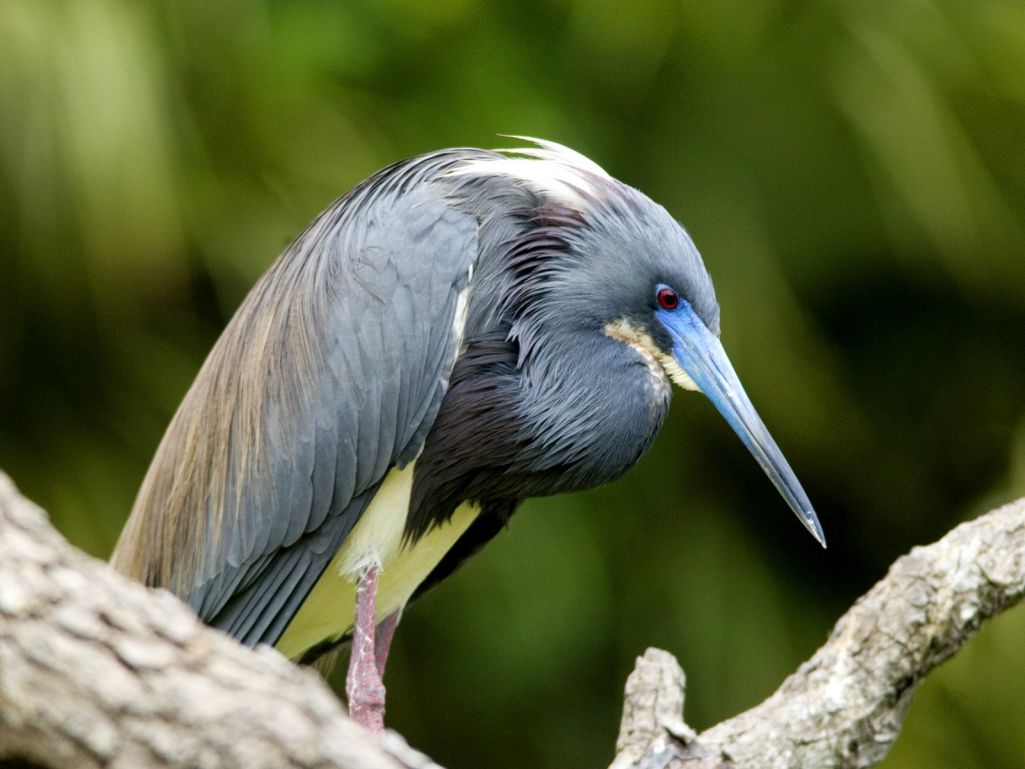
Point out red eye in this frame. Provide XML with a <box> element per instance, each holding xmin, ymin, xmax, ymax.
<box><xmin>657</xmin><ymin>287</ymin><xmax>679</xmax><ymax>310</ymax></box>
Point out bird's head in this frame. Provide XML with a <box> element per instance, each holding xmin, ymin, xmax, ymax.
<box><xmin>577</xmin><ymin>194</ymin><xmax>824</xmax><ymax>546</ymax></box>
<box><xmin>456</xmin><ymin>139</ymin><xmax>825</xmax><ymax>546</ymax></box>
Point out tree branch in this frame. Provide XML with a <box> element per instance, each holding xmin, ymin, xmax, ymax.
<box><xmin>1</xmin><ymin>469</ymin><xmax>1022</xmax><ymax>769</ymax></box>
<box><xmin>0</xmin><ymin>472</ymin><xmax>437</xmax><ymax>769</ymax></box>
<box><xmin>610</xmin><ymin>497</ymin><xmax>1025</xmax><ymax>769</ymax></box>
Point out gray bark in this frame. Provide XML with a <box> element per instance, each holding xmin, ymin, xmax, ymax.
<box><xmin>611</xmin><ymin>498</ymin><xmax>1025</xmax><ymax>769</ymax></box>
<box><xmin>0</xmin><ymin>469</ymin><xmax>1022</xmax><ymax>769</ymax></box>
<box><xmin>0</xmin><ymin>472</ymin><xmax>437</xmax><ymax>769</ymax></box>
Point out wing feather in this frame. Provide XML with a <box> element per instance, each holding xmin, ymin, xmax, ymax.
<box><xmin>111</xmin><ymin>150</ymin><xmax>483</xmax><ymax>649</ymax></box>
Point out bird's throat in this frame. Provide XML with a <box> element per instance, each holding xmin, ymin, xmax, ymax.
<box><xmin>604</xmin><ymin>317</ymin><xmax>699</xmax><ymax>392</ymax></box>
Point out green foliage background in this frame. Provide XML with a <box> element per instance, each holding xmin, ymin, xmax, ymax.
<box><xmin>2</xmin><ymin>1</ymin><xmax>1024</xmax><ymax>766</ymax></box>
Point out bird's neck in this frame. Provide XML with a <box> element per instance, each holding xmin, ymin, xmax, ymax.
<box><xmin>406</xmin><ymin>328</ymin><xmax>671</xmax><ymax>542</ymax></box>
<box><xmin>517</xmin><ymin>330</ymin><xmax>672</xmax><ymax>492</ymax></box>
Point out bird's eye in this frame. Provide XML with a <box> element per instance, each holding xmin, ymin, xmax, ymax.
<box><xmin>656</xmin><ymin>286</ymin><xmax>680</xmax><ymax>311</ymax></box>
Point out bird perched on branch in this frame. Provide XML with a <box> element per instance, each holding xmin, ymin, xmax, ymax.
<box><xmin>111</xmin><ymin>139</ymin><xmax>824</xmax><ymax>732</ymax></box>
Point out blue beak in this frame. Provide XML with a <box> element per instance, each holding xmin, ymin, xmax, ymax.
<box><xmin>657</xmin><ymin>301</ymin><xmax>826</xmax><ymax>547</ymax></box>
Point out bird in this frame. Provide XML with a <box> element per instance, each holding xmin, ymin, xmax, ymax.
<box><xmin>110</xmin><ymin>138</ymin><xmax>824</xmax><ymax>733</ymax></box>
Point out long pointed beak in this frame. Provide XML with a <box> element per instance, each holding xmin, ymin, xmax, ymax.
<box><xmin>657</xmin><ymin>304</ymin><xmax>826</xmax><ymax>547</ymax></box>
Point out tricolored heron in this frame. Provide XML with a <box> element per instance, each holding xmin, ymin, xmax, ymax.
<box><xmin>111</xmin><ymin>139</ymin><xmax>824</xmax><ymax>732</ymax></box>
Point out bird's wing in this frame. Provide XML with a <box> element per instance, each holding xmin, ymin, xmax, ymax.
<box><xmin>111</xmin><ymin>151</ymin><xmax>481</xmax><ymax>647</ymax></box>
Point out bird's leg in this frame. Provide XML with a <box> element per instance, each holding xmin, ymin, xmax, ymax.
<box><xmin>346</xmin><ymin>564</ymin><xmax>386</xmax><ymax>733</ymax></box>
<box><xmin>374</xmin><ymin>609</ymin><xmax>402</xmax><ymax>676</ymax></box>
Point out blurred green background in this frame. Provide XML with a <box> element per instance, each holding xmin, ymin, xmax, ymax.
<box><xmin>2</xmin><ymin>1</ymin><xmax>1024</xmax><ymax>766</ymax></box>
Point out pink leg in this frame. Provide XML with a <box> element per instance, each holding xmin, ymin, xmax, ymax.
<box><xmin>346</xmin><ymin>565</ymin><xmax>385</xmax><ymax>733</ymax></box>
<box><xmin>374</xmin><ymin>610</ymin><xmax>402</xmax><ymax>676</ymax></box>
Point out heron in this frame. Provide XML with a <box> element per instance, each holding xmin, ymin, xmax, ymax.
<box><xmin>111</xmin><ymin>139</ymin><xmax>824</xmax><ymax>733</ymax></box>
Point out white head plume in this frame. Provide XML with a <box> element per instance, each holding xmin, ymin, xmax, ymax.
<box><xmin>447</xmin><ymin>136</ymin><xmax>612</xmax><ymax>209</ymax></box>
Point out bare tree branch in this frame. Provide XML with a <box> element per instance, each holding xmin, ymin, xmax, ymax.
<box><xmin>1</xmin><ymin>469</ymin><xmax>1022</xmax><ymax>769</ymax></box>
<box><xmin>0</xmin><ymin>472</ymin><xmax>437</xmax><ymax>769</ymax></box>
<box><xmin>611</xmin><ymin>497</ymin><xmax>1025</xmax><ymax>769</ymax></box>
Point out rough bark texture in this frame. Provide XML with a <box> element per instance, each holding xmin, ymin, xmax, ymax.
<box><xmin>0</xmin><ymin>469</ymin><xmax>1022</xmax><ymax>769</ymax></box>
<box><xmin>0</xmin><ymin>472</ymin><xmax>438</xmax><ymax>769</ymax></box>
<box><xmin>611</xmin><ymin>497</ymin><xmax>1025</xmax><ymax>769</ymax></box>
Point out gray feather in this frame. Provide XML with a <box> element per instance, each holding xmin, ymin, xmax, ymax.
<box><xmin>112</xmin><ymin>150</ymin><xmax>484</xmax><ymax>648</ymax></box>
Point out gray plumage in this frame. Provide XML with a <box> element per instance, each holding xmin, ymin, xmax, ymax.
<box><xmin>112</xmin><ymin>139</ymin><xmax>813</xmax><ymax>663</ymax></box>
<box><xmin>114</xmin><ymin>150</ymin><xmax>483</xmax><ymax>644</ymax></box>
